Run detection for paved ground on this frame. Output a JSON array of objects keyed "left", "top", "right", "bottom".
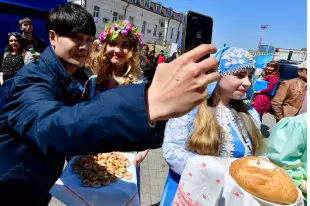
[
  {"left": 139, "top": 149, "right": 168, "bottom": 206},
  {"left": 49, "top": 113, "right": 276, "bottom": 206}
]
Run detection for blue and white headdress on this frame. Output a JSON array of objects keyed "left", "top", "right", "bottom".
[{"left": 207, "top": 47, "right": 256, "bottom": 99}]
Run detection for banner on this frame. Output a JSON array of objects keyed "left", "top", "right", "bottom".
[{"left": 254, "top": 54, "right": 273, "bottom": 69}]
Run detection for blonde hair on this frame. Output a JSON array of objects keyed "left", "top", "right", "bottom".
[
  {"left": 186, "top": 86, "right": 264, "bottom": 156},
  {"left": 94, "top": 39, "right": 142, "bottom": 85},
  {"left": 86, "top": 39, "right": 100, "bottom": 74}
]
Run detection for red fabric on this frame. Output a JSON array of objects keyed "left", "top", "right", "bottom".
[
  {"left": 145, "top": 55, "right": 151, "bottom": 64},
  {"left": 251, "top": 74, "right": 279, "bottom": 114},
  {"left": 157, "top": 55, "right": 165, "bottom": 64},
  {"left": 259, "top": 74, "right": 279, "bottom": 94}
]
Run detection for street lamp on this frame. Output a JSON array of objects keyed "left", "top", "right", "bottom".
[{"left": 257, "top": 25, "right": 268, "bottom": 52}]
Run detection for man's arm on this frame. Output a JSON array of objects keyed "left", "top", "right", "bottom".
[
  {"left": 7, "top": 44, "right": 219, "bottom": 157},
  {"left": 259, "top": 75, "right": 278, "bottom": 94},
  {"left": 8, "top": 81, "right": 162, "bottom": 156},
  {"left": 271, "top": 81, "right": 289, "bottom": 121}
]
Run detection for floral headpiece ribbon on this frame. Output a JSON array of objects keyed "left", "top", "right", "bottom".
[{"left": 99, "top": 20, "right": 144, "bottom": 47}]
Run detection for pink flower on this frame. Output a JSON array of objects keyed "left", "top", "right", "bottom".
[
  {"left": 99, "top": 32, "right": 106, "bottom": 42},
  {"left": 125, "top": 25, "right": 131, "bottom": 31},
  {"left": 121, "top": 30, "right": 128, "bottom": 36},
  {"left": 137, "top": 33, "right": 142, "bottom": 38}
]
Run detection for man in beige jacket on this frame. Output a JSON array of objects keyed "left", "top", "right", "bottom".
[{"left": 271, "top": 61, "right": 307, "bottom": 122}]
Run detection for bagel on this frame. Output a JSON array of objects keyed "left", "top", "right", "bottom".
[
  {"left": 91, "top": 180, "right": 101, "bottom": 188},
  {"left": 109, "top": 175, "right": 118, "bottom": 182},
  {"left": 80, "top": 157, "right": 88, "bottom": 165},
  {"left": 118, "top": 162, "right": 125, "bottom": 168},
  {"left": 83, "top": 163, "right": 92, "bottom": 170},
  {"left": 79, "top": 170, "right": 89, "bottom": 179},
  {"left": 112, "top": 161, "right": 120, "bottom": 170},
  {"left": 89, "top": 173, "right": 98, "bottom": 181},
  {"left": 123, "top": 172, "right": 132, "bottom": 180},
  {"left": 125, "top": 161, "right": 131, "bottom": 167},
  {"left": 97, "top": 160, "right": 107, "bottom": 167},
  {"left": 81, "top": 179, "right": 91, "bottom": 187},
  {"left": 118, "top": 167, "right": 127, "bottom": 173},
  {"left": 107, "top": 167, "right": 115, "bottom": 175},
  {"left": 101, "top": 178, "right": 110, "bottom": 186},
  {"left": 73, "top": 152, "right": 132, "bottom": 188},
  {"left": 115, "top": 171, "right": 124, "bottom": 178},
  {"left": 106, "top": 159, "right": 113, "bottom": 164},
  {"left": 98, "top": 170, "right": 108, "bottom": 177}
]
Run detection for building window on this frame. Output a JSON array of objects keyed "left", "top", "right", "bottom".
[
  {"left": 155, "top": 4, "right": 162, "bottom": 13},
  {"left": 113, "top": 12, "right": 118, "bottom": 22},
  {"left": 142, "top": 21, "right": 147, "bottom": 34},
  {"left": 129, "top": 16, "right": 134, "bottom": 24},
  {"left": 153, "top": 24, "right": 157, "bottom": 37},
  {"left": 144, "top": 0, "right": 151, "bottom": 8},
  {"left": 93, "top": 6, "right": 100, "bottom": 18},
  {"left": 170, "top": 28, "right": 174, "bottom": 39},
  {"left": 119, "top": 15, "right": 124, "bottom": 20},
  {"left": 131, "top": 0, "right": 137, "bottom": 3},
  {"left": 167, "top": 8, "right": 173, "bottom": 17}
]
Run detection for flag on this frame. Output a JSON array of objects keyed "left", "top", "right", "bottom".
[{"left": 254, "top": 54, "right": 273, "bottom": 69}]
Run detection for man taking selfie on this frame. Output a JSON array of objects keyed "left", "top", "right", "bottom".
[{"left": 0, "top": 3, "right": 219, "bottom": 205}]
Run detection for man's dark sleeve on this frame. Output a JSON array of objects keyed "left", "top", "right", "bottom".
[{"left": 6, "top": 78, "right": 165, "bottom": 156}]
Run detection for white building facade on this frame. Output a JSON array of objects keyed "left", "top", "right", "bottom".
[{"left": 70, "top": 0, "right": 183, "bottom": 46}]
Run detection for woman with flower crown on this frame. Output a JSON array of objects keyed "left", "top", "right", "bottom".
[
  {"left": 83, "top": 20, "right": 150, "bottom": 169},
  {"left": 159, "top": 47, "right": 265, "bottom": 205}
]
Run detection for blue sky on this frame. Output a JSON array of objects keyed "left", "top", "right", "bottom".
[{"left": 160, "top": 0, "right": 307, "bottom": 50}]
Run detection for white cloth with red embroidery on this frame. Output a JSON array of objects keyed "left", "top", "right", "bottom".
[
  {"left": 50, "top": 153, "right": 139, "bottom": 206},
  {"left": 172, "top": 155, "right": 304, "bottom": 206}
]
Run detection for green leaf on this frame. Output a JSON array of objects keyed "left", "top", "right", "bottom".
[
  {"left": 132, "top": 27, "right": 138, "bottom": 34},
  {"left": 105, "top": 22, "right": 110, "bottom": 30},
  {"left": 110, "top": 33, "right": 119, "bottom": 41}
]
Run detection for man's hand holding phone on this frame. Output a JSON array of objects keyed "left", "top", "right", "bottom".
[{"left": 146, "top": 44, "right": 220, "bottom": 121}]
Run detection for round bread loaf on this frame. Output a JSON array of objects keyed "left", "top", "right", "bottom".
[{"left": 229, "top": 156, "right": 298, "bottom": 205}]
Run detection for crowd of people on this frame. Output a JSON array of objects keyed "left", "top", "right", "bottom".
[
  {"left": 0, "top": 2, "right": 307, "bottom": 206},
  {"left": 0, "top": 18, "right": 46, "bottom": 84}
]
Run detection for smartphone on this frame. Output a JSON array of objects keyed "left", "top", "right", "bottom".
[{"left": 181, "top": 11, "right": 213, "bottom": 61}]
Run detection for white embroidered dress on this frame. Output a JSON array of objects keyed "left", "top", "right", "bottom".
[{"left": 162, "top": 105, "right": 261, "bottom": 176}]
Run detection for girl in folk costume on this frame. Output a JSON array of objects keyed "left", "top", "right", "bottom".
[
  {"left": 159, "top": 47, "right": 264, "bottom": 205},
  {"left": 83, "top": 20, "right": 149, "bottom": 167}
]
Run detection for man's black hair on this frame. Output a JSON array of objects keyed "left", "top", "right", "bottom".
[{"left": 46, "top": 3, "right": 96, "bottom": 37}]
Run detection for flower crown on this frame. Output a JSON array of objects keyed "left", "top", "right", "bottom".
[{"left": 99, "top": 20, "right": 144, "bottom": 47}]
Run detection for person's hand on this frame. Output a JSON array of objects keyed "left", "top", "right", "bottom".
[
  {"left": 146, "top": 44, "right": 219, "bottom": 121},
  {"left": 32, "top": 52, "right": 40, "bottom": 59},
  {"left": 133, "top": 150, "right": 149, "bottom": 167}
]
